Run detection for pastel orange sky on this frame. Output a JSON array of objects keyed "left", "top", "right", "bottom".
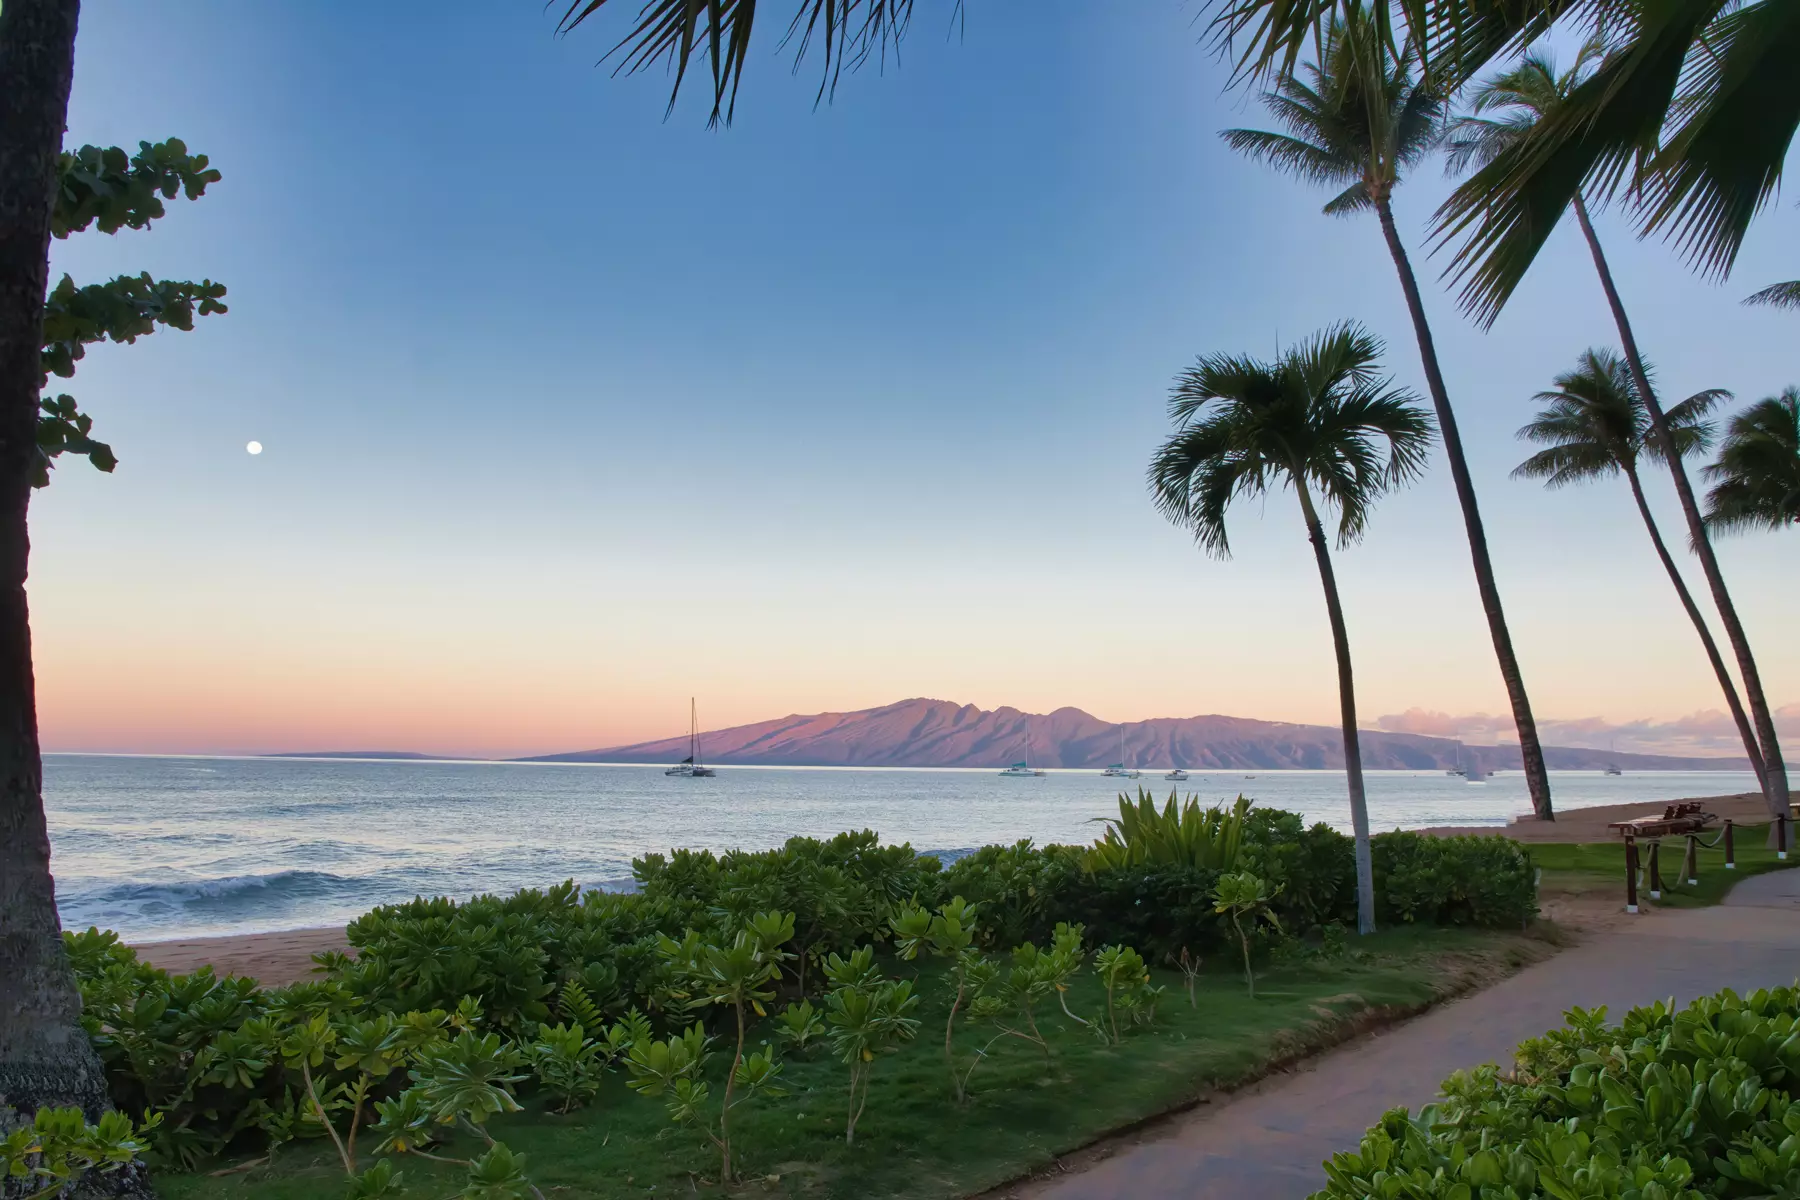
[{"left": 34, "top": 5, "right": 1798, "bottom": 762}]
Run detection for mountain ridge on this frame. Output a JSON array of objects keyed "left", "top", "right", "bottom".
[{"left": 522, "top": 697, "right": 1750, "bottom": 772}]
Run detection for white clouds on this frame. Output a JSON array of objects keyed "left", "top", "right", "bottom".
[{"left": 1368, "top": 704, "right": 1800, "bottom": 756}]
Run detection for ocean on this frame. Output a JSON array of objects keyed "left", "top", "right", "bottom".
[{"left": 43, "top": 754, "right": 1757, "bottom": 943}]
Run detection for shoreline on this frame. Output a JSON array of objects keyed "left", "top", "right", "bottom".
[{"left": 126, "top": 790, "right": 1776, "bottom": 987}]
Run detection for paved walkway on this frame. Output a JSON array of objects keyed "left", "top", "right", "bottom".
[{"left": 1030, "top": 868, "right": 1800, "bottom": 1200}]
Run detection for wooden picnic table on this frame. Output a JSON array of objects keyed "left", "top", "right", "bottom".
[{"left": 1608, "top": 801, "right": 1717, "bottom": 840}]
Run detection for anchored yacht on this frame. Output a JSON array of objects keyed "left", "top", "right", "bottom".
[{"left": 665, "top": 699, "right": 717, "bottom": 778}]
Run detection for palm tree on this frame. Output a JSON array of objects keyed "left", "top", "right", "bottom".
[
  {"left": 1149, "top": 322, "right": 1433, "bottom": 934},
  {"left": 1220, "top": 13, "right": 1557, "bottom": 821},
  {"left": 1443, "top": 41, "right": 1793, "bottom": 821},
  {"left": 1514, "top": 349, "right": 1765, "bottom": 789},
  {"left": 1704, "top": 389, "right": 1800, "bottom": 536}
]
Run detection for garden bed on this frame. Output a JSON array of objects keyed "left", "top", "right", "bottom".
[{"left": 155, "top": 926, "right": 1557, "bottom": 1200}]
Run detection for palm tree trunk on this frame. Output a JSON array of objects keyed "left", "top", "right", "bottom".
[
  {"left": 1374, "top": 197, "right": 1554, "bottom": 820},
  {"left": 1573, "top": 192, "right": 1790, "bottom": 819},
  {"left": 0, "top": 0, "right": 130, "bottom": 1146},
  {"left": 1295, "top": 480, "right": 1375, "bottom": 935},
  {"left": 1622, "top": 465, "right": 1766, "bottom": 787}
]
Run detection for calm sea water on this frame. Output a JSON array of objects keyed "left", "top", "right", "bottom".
[{"left": 43, "top": 754, "right": 1757, "bottom": 942}]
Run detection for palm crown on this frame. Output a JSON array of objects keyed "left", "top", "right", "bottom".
[
  {"left": 1443, "top": 41, "right": 1602, "bottom": 179},
  {"left": 1221, "top": 15, "right": 1446, "bottom": 213},
  {"left": 1148, "top": 323, "right": 1433, "bottom": 556},
  {"left": 1703, "top": 389, "right": 1800, "bottom": 535},
  {"left": 1513, "top": 348, "right": 1723, "bottom": 488}
]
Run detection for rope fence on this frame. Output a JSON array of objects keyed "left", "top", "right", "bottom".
[{"left": 1621, "top": 815, "right": 1790, "bottom": 914}]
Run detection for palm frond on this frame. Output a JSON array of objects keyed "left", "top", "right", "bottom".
[
  {"left": 555, "top": 0, "right": 928, "bottom": 124},
  {"left": 1512, "top": 442, "right": 1620, "bottom": 488},
  {"left": 1642, "top": 0, "right": 1800, "bottom": 278},
  {"left": 1701, "top": 388, "right": 1800, "bottom": 535},
  {"left": 1219, "top": 128, "right": 1361, "bottom": 189},
  {"left": 1742, "top": 280, "right": 1800, "bottom": 309},
  {"left": 1432, "top": 0, "right": 1727, "bottom": 326}
]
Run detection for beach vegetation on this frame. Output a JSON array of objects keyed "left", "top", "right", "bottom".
[
  {"left": 821, "top": 947, "right": 921, "bottom": 1145},
  {"left": 1085, "top": 790, "right": 1250, "bottom": 872},
  {"left": 889, "top": 895, "right": 981, "bottom": 1103},
  {"left": 62, "top": 815, "right": 1538, "bottom": 1194},
  {"left": 1091, "top": 944, "right": 1160, "bottom": 1045},
  {"left": 0, "top": 1105, "right": 157, "bottom": 1200},
  {"left": 1315, "top": 982, "right": 1800, "bottom": 1200},
  {"left": 1214, "top": 872, "right": 1282, "bottom": 999}
]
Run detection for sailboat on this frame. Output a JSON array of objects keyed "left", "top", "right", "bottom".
[
  {"left": 1463, "top": 750, "right": 1488, "bottom": 784},
  {"left": 1000, "top": 723, "right": 1046, "bottom": 776},
  {"left": 1100, "top": 727, "right": 1141, "bottom": 778},
  {"left": 665, "top": 698, "right": 716, "bottom": 778}
]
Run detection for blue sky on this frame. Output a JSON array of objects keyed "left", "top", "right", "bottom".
[{"left": 33, "top": 1, "right": 1799, "bottom": 756}]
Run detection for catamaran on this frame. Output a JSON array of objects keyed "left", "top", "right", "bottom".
[
  {"left": 1100, "top": 728, "right": 1141, "bottom": 778},
  {"left": 1165, "top": 768, "right": 1190, "bottom": 781},
  {"left": 665, "top": 698, "right": 716, "bottom": 778},
  {"left": 999, "top": 761, "right": 1045, "bottom": 778}
]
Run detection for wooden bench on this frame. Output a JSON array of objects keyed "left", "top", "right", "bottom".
[{"left": 1608, "top": 801, "right": 1717, "bottom": 839}]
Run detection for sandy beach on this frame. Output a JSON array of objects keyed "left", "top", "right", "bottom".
[
  {"left": 1416, "top": 791, "right": 1774, "bottom": 841},
  {"left": 124, "top": 791, "right": 1776, "bottom": 986},
  {"left": 134, "top": 926, "right": 351, "bottom": 987}
]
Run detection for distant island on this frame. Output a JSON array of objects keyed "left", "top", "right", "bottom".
[{"left": 519, "top": 697, "right": 1751, "bottom": 773}]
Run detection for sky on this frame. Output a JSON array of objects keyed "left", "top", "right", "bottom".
[{"left": 33, "top": 2, "right": 1800, "bottom": 760}]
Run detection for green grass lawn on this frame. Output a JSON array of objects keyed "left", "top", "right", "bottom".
[
  {"left": 1532, "top": 822, "right": 1797, "bottom": 911},
  {"left": 157, "top": 927, "right": 1553, "bottom": 1200}
]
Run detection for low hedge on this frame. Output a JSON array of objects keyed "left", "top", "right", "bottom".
[
  {"left": 1316, "top": 983, "right": 1800, "bottom": 1200},
  {"left": 1372, "top": 832, "right": 1538, "bottom": 929},
  {"left": 940, "top": 817, "right": 1533, "bottom": 964}
]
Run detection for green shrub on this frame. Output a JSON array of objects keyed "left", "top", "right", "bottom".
[
  {"left": 1239, "top": 808, "right": 1357, "bottom": 930},
  {"left": 1371, "top": 832, "right": 1537, "bottom": 928},
  {"left": 939, "top": 840, "right": 1082, "bottom": 948},
  {"left": 1053, "top": 863, "right": 1232, "bottom": 965},
  {"left": 65, "top": 813, "right": 1536, "bottom": 1181},
  {"left": 1316, "top": 982, "right": 1800, "bottom": 1200}
]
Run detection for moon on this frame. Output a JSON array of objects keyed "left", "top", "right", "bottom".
[{"left": 246, "top": 441, "right": 263, "bottom": 455}]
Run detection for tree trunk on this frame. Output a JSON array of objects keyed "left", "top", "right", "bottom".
[
  {"left": 1622, "top": 464, "right": 1766, "bottom": 788},
  {"left": 1295, "top": 481, "right": 1375, "bottom": 935},
  {"left": 1374, "top": 197, "right": 1554, "bottom": 820},
  {"left": 1573, "top": 192, "right": 1790, "bottom": 818},
  {"left": 0, "top": 0, "right": 125, "bottom": 1148}
]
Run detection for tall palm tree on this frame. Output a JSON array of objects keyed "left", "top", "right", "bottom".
[
  {"left": 1514, "top": 349, "right": 1765, "bottom": 788},
  {"left": 1221, "top": 13, "right": 1557, "bottom": 821},
  {"left": 1149, "top": 323, "right": 1433, "bottom": 935},
  {"left": 1704, "top": 389, "right": 1800, "bottom": 536},
  {"left": 1444, "top": 41, "right": 1793, "bottom": 820}
]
